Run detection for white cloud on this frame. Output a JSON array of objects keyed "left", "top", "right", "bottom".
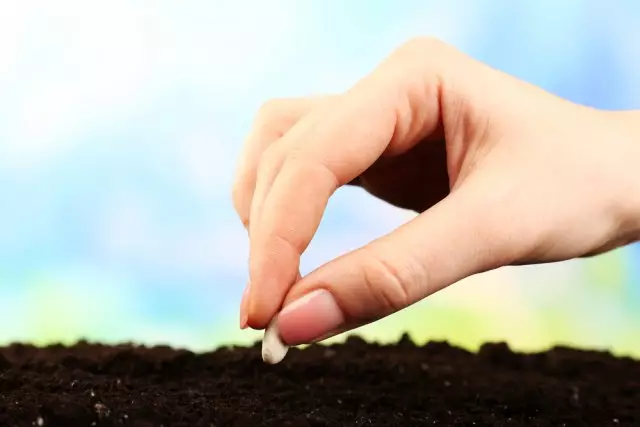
[
  {"left": 0, "top": 1, "right": 310, "bottom": 169},
  {"left": 0, "top": 3, "right": 31, "bottom": 78}
]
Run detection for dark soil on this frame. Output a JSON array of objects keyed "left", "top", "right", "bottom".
[{"left": 0, "top": 335, "right": 637, "bottom": 427}]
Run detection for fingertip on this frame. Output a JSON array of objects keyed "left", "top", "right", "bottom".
[
  {"left": 245, "top": 261, "right": 303, "bottom": 330},
  {"left": 239, "top": 283, "right": 250, "bottom": 329},
  {"left": 245, "top": 293, "right": 278, "bottom": 330},
  {"left": 242, "top": 278, "right": 280, "bottom": 330}
]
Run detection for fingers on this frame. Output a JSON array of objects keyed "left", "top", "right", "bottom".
[
  {"left": 275, "top": 185, "right": 510, "bottom": 345},
  {"left": 245, "top": 96, "right": 400, "bottom": 329},
  {"left": 232, "top": 96, "right": 332, "bottom": 230},
  {"left": 245, "top": 38, "right": 468, "bottom": 329},
  {"left": 233, "top": 98, "right": 331, "bottom": 329}
]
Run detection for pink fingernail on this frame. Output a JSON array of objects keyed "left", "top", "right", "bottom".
[
  {"left": 239, "top": 283, "right": 250, "bottom": 329},
  {"left": 277, "top": 289, "right": 345, "bottom": 346}
]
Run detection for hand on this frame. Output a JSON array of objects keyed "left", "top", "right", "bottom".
[{"left": 232, "top": 37, "right": 640, "bottom": 346}]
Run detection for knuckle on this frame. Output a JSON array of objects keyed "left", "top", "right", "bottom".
[
  {"left": 272, "top": 232, "right": 304, "bottom": 261},
  {"left": 281, "top": 154, "right": 339, "bottom": 190},
  {"left": 231, "top": 180, "right": 249, "bottom": 223},
  {"left": 398, "top": 36, "right": 448, "bottom": 57},
  {"left": 360, "top": 250, "right": 415, "bottom": 313},
  {"left": 382, "top": 37, "right": 456, "bottom": 83},
  {"left": 231, "top": 182, "right": 243, "bottom": 213},
  {"left": 232, "top": 200, "right": 250, "bottom": 228},
  {"left": 255, "top": 98, "right": 290, "bottom": 125}
]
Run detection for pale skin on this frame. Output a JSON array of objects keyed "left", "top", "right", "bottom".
[{"left": 232, "top": 37, "right": 640, "bottom": 346}]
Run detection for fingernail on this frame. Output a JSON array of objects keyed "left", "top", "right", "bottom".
[
  {"left": 239, "top": 283, "right": 250, "bottom": 329},
  {"left": 277, "top": 289, "right": 345, "bottom": 346}
]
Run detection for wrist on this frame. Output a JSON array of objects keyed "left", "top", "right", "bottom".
[{"left": 607, "top": 110, "right": 640, "bottom": 242}]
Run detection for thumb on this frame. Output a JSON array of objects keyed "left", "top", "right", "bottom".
[{"left": 275, "top": 187, "right": 512, "bottom": 346}]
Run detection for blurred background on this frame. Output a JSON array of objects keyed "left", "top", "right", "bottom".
[{"left": 1, "top": 1, "right": 639, "bottom": 357}]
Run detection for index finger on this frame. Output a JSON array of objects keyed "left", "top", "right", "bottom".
[
  {"left": 246, "top": 38, "right": 452, "bottom": 329},
  {"left": 232, "top": 97, "right": 330, "bottom": 229}
]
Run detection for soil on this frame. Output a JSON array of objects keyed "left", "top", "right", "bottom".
[{"left": 0, "top": 335, "right": 637, "bottom": 427}]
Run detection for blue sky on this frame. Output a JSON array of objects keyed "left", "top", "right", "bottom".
[{"left": 0, "top": 1, "right": 638, "bottom": 351}]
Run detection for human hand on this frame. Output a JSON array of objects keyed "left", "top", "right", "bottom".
[{"left": 232, "top": 38, "right": 640, "bottom": 346}]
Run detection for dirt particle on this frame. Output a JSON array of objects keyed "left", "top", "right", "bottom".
[
  {"left": 571, "top": 386, "right": 580, "bottom": 404},
  {"left": 323, "top": 348, "right": 336, "bottom": 358},
  {"left": 94, "top": 402, "right": 110, "bottom": 419}
]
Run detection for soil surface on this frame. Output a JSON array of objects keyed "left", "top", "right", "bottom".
[{"left": 0, "top": 335, "right": 637, "bottom": 427}]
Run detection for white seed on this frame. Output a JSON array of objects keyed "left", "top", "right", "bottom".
[{"left": 262, "top": 319, "right": 289, "bottom": 364}]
